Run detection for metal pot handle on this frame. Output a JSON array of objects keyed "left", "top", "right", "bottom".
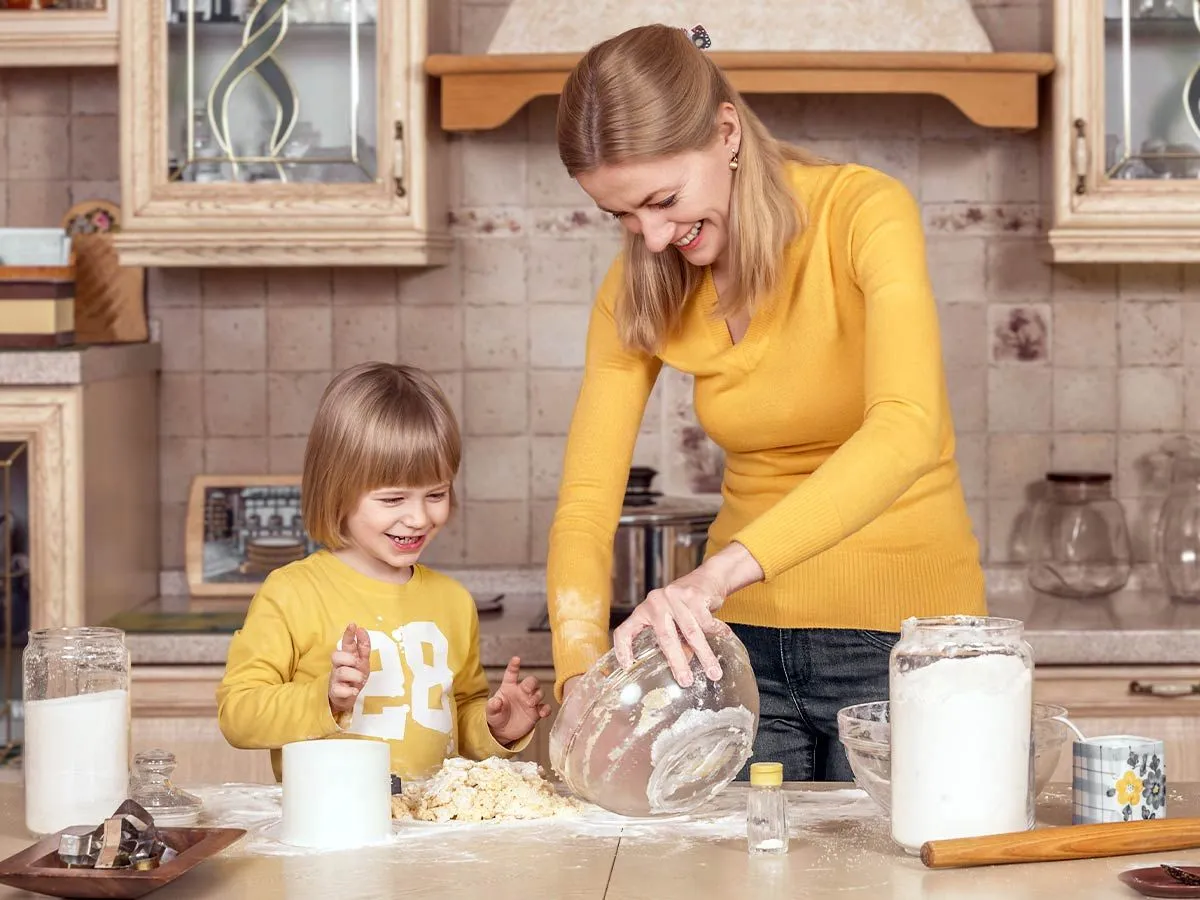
[{"left": 675, "top": 529, "right": 709, "bottom": 548}]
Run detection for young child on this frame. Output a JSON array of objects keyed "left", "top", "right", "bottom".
[{"left": 216, "top": 362, "right": 551, "bottom": 781}]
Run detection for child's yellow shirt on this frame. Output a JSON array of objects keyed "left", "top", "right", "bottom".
[{"left": 216, "top": 551, "right": 528, "bottom": 780}]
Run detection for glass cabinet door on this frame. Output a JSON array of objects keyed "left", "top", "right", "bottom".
[
  {"left": 1052, "top": 0, "right": 1200, "bottom": 261},
  {"left": 118, "top": 0, "right": 449, "bottom": 267},
  {"left": 167, "top": 0, "right": 382, "bottom": 188}
]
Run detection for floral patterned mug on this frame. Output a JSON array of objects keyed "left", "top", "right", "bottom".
[{"left": 1072, "top": 735, "right": 1166, "bottom": 824}]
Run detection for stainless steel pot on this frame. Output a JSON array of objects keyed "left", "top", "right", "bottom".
[{"left": 612, "top": 467, "right": 719, "bottom": 611}]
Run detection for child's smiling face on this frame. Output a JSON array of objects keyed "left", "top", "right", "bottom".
[{"left": 338, "top": 483, "right": 451, "bottom": 582}]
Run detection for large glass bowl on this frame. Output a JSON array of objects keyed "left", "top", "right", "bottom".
[
  {"left": 550, "top": 629, "right": 760, "bottom": 817},
  {"left": 836, "top": 701, "right": 1072, "bottom": 812}
]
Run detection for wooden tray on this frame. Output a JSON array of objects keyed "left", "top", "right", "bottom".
[{"left": 0, "top": 826, "right": 245, "bottom": 899}]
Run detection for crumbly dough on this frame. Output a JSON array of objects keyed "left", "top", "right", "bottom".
[{"left": 391, "top": 757, "right": 582, "bottom": 823}]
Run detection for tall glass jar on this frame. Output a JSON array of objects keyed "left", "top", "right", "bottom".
[
  {"left": 23, "top": 627, "right": 130, "bottom": 836},
  {"left": 1157, "top": 455, "right": 1200, "bottom": 601},
  {"left": 1026, "top": 472, "right": 1131, "bottom": 598},
  {"left": 889, "top": 616, "right": 1034, "bottom": 855}
]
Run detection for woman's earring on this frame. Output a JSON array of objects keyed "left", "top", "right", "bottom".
[{"left": 729, "top": 149, "right": 739, "bottom": 171}]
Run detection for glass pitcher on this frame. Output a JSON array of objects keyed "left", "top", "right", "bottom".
[
  {"left": 23, "top": 627, "right": 130, "bottom": 836},
  {"left": 1157, "top": 451, "right": 1200, "bottom": 601},
  {"left": 889, "top": 616, "right": 1034, "bottom": 854},
  {"left": 1026, "top": 472, "right": 1131, "bottom": 598}
]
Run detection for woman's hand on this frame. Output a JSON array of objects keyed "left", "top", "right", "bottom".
[
  {"left": 612, "top": 542, "right": 764, "bottom": 688},
  {"left": 329, "top": 623, "right": 371, "bottom": 716},
  {"left": 487, "top": 656, "right": 552, "bottom": 745}
]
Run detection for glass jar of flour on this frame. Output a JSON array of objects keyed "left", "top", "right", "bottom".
[
  {"left": 23, "top": 627, "right": 131, "bottom": 836},
  {"left": 889, "top": 616, "right": 1034, "bottom": 855}
]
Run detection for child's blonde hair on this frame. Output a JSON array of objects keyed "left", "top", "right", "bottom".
[{"left": 302, "top": 362, "right": 460, "bottom": 549}]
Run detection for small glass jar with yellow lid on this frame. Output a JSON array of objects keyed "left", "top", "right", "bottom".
[{"left": 747, "top": 761, "right": 788, "bottom": 855}]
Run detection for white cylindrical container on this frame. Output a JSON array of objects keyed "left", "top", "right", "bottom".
[
  {"left": 889, "top": 616, "right": 1034, "bottom": 855},
  {"left": 23, "top": 627, "right": 131, "bottom": 836},
  {"left": 280, "top": 739, "right": 392, "bottom": 850}
]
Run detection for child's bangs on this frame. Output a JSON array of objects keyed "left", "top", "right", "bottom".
[{"left": 355, "top": 411, "right": 459, "bottom": 493}]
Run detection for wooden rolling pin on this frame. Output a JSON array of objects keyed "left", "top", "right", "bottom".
[{"left": 921, "top": 818, "right": 1200, "bottom": 869}]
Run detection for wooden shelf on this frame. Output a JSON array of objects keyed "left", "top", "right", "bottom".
[
  {"left": 0, "top": 8, "right": 119, "bottom": 68},
  {"left": 426, "top": 51, "right": 1057, "bottom": 132}
]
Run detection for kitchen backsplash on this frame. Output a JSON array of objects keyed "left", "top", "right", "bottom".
[{"left": 1, "top": 0, "right": 1193, "bottom": 574}]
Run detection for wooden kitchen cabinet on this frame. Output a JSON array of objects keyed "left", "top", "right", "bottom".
[
  {"left": 1050, "top": 0, "right": 1200, "bottom": 261},
  {"left": 116, "top": 0, "right": 451, "bottom": 267},
  {"left": 1035, "top": 664, "right": 1200, "bottom": 783},
  {"left": 0, "top": 1, "right": 119, "bottom": 68},
  {"left": 131, "top": 664, "right": 563, "bottom": 788}
]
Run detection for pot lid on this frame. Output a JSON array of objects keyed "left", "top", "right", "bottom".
[{"left": 619, "top": 467, "right": 718, "bottom": 524}]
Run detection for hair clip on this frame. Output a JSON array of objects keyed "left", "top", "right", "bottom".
[{"left": 685, "top": 24, "right": 712, "bottom": 50}]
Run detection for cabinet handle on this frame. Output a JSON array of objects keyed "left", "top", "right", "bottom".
[
  {"left": 1129, "top": 680, "right": 1200, "bottom": 698},
  {"left": 393, "top": 121, "right": 407, "bottom": 198},
  {"left": 1072, "top": 118, "right": 1088, "bottom": 195}
]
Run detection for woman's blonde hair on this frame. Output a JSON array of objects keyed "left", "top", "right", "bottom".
[
  {"left": 302, "top": 362, "right": 460, "bottom": 549},
  {"left": 557, "top": 24, "right": 824, "bottom": 353}
]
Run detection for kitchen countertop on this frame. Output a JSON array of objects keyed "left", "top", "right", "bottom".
[
  {"left": 0, "top": 781, "right": 1197, "bottom": 899},
  {"left": 112, "top": 586, "right": 1200, "bottom": 669},
  {"left": 0, "top": 341, "right": 161, "bottom": 386}
]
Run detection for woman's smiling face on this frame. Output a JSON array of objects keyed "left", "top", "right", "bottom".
[{"left": 575, "top": 104, "right": 741, "bottom": 272}]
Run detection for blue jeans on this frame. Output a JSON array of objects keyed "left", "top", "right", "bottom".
[{"left": 730, "top": 624, "right": 898, "bottom": 783}]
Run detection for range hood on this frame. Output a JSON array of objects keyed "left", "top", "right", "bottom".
[
  {"left": 484, "top": 0, "right": 994, "bottom": 54},
  {"left": 424, "top": 1, "right": 1054, "bottom": 133}
]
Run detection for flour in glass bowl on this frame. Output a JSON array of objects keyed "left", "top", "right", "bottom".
[{"left": 890, "top": 652, "right": 1033, "bottom": 852}]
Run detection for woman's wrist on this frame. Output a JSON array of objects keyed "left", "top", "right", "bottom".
[{"left": 698, "top": 541, "right": 764, "bottom": 602}]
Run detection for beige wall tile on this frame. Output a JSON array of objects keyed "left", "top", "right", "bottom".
[
  {"left": 920, "top": 96, "right": 989, "bottom": 140},
  {"left": 462, "top": 238, "right": 527, "bottom": 305},
  {"left": 464, "top": 306, "right": 527, "bottom": 369},
  {"left": 986, "top": 239, "right": 1052, "bottom": 303},
  {"left": 530, "top": 304, "right": 590, "bottom": 368},
  {"left": 0, "top": 183, "right": 7, "bottom": 224},
  {"left": 854, "top": 139, "right": 920, "bottom": 197},
  {"left": 9, "top": 116, "right": 69, "bottom": 179},
  {"left": 464, "top": 500, "right": 529, "bottom": 565},
  {"left": 801, "top": 95, "right": 921, "bottom": 140},
  {"left": 204, "top": 437, "right": 270, "bottom": 475},
  {"left": 7, "top": 179, "right": 70, "bottom": 226},
  {"left": 159, "top": 501, "right": 187, "bottom": 569},
  {"left": 267, "top": 372, "right": 330, "bottom": 437},
  {"left": 529, "top": 500, "right": 557, "bottom": 565},
  {"left": 267, "top": 307, "right": 333, "bottom": 372},
  {"left": 1119, "top": 264, "right": 1184, "bottom": 300},
  {"left": 201, "top": 269, "right": 267, "bottom": 308},
  {"left": 530, "top": 369, "right": 582, "bottom": 435},
  {"left": 268, "top": 437, "right": 307, "bottom": 475},
  {"left": 4, "top": 69, "right": 70, "bottom": 114},
  {"left": 1051, "top": 433, "right": 1117, "bottom": 475},
  {"left": 966, "top": 499, "right": 988, "bottom": 560},
  {"left": 464, "top": 370, "right": 528, "bottom": 436},
  {"left": 333, "top": 305, "right": 398, "bottom": 369},
  {"left": 939, "top": 303, "right": 987, "bottom": 367},
  {"left": 919, "top": 141, "right": 988, "bottom": 203},
  {"left": 530, "top": 434, "right": 565, "bottom": 500},
  {"left": 159, "top": 437, "right": 204, "bottom": 504},
  {"left": 1116, "top": 432, "right": 1171, "bottom": 498},
  {"left": 1052, "top": 264, "right": 1118, "bottom": 302},
  {"left": 988, "top": 499, "right": 1031, "bottom": 563},
  {"left": 987, "top": 433, "right": 1050, "bottom": 499},
  {"left": 70, "top": 114, "right": 118, "bottom": 181},
  {"left": 987, "top": 134, "right": 1040, "bottom": 203},
  {"left": 147, "top": 268, "right": 202, "bottom": 309},
  {"left": 70, "top": 71, "right": 118, "bottom": 115},
  {"left": 159, "top": 373, "right": 204, "bottom": 438},
  {"left": 1184, "top": 369, "right": 1200, "bottom": 432},
  {"left": 955, "top": 432, "right": 987, "bottom": 500},
  {"left": 1119, "top": 367, "right": 1184, "bottom": 432},
  {"left": 332, "top": 268, "right": 397, "bottom": 306},
  {"left": 1119, "top": 301, "right": 1183, "bottom": 366},
  {"left": 1053, "top": 368, "right": 1117, "bottom": 431},
  {"left": 203, "top": 307, "right": 266, "bottom": 371},
  {"left": 527, "top": 238, "right": 593, "bottom": 305},
  {"left": 157, "top": 308, "right": 203, "bottom": 372},
  {"left": 527, "top": 99, "right": 588, "bottom": 206},
  {"left": 70, "top": 179, "right": 119, "bottom": 206},
  {"left": 926, "top": 238, "right": 987, "bottom": 304},
  {"left": 204, "top": 373, "right": 267, "bottom": 437},
  {"left": 464, "top": 435, "right": 529, "bottom": 501},
  {"left": 268, "top": 269, "right": 332, "bottom": 306},
  {"left": 460, "top": 125, "right": 528, "bottom": 206},
  {"left": 399, "top": 305, "right": 464, "bottom": 371},
  {"left": 1182, "top": 306, "right": 1200, "bottom": 365},
  {"left": 398, "top": 249, "right": 461, "bottom": 305},
  {"left": 421, "top": 511, "right": 466, "bottom": 566},
  {"left": 433, "top": 371, "right": 465, "bottom": 428},
  {"left": 988, "top": 367, "right": 1051, "bottom": 431},
  {"left": 1053, "top": 301, "right": 1117, "bottom": 368}
]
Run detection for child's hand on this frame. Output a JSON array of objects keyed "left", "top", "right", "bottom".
[
  {"left": 486, "top": 656, "right": 551, "bottom": 745},
  {"left": 329, "top": 623, "right": 371, "bottom": 716}
]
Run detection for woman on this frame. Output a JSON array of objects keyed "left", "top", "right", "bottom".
[{"left": 545, "top": 24, "right": 985, "bottom": 782}]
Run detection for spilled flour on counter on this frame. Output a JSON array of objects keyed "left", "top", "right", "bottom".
[{"left": 391, "top": 757, "right": 583, "bottom": 823}]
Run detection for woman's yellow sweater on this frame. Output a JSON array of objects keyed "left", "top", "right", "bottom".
[{"left": 546, "top": 162, "right": 986, "bottom": 695}]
